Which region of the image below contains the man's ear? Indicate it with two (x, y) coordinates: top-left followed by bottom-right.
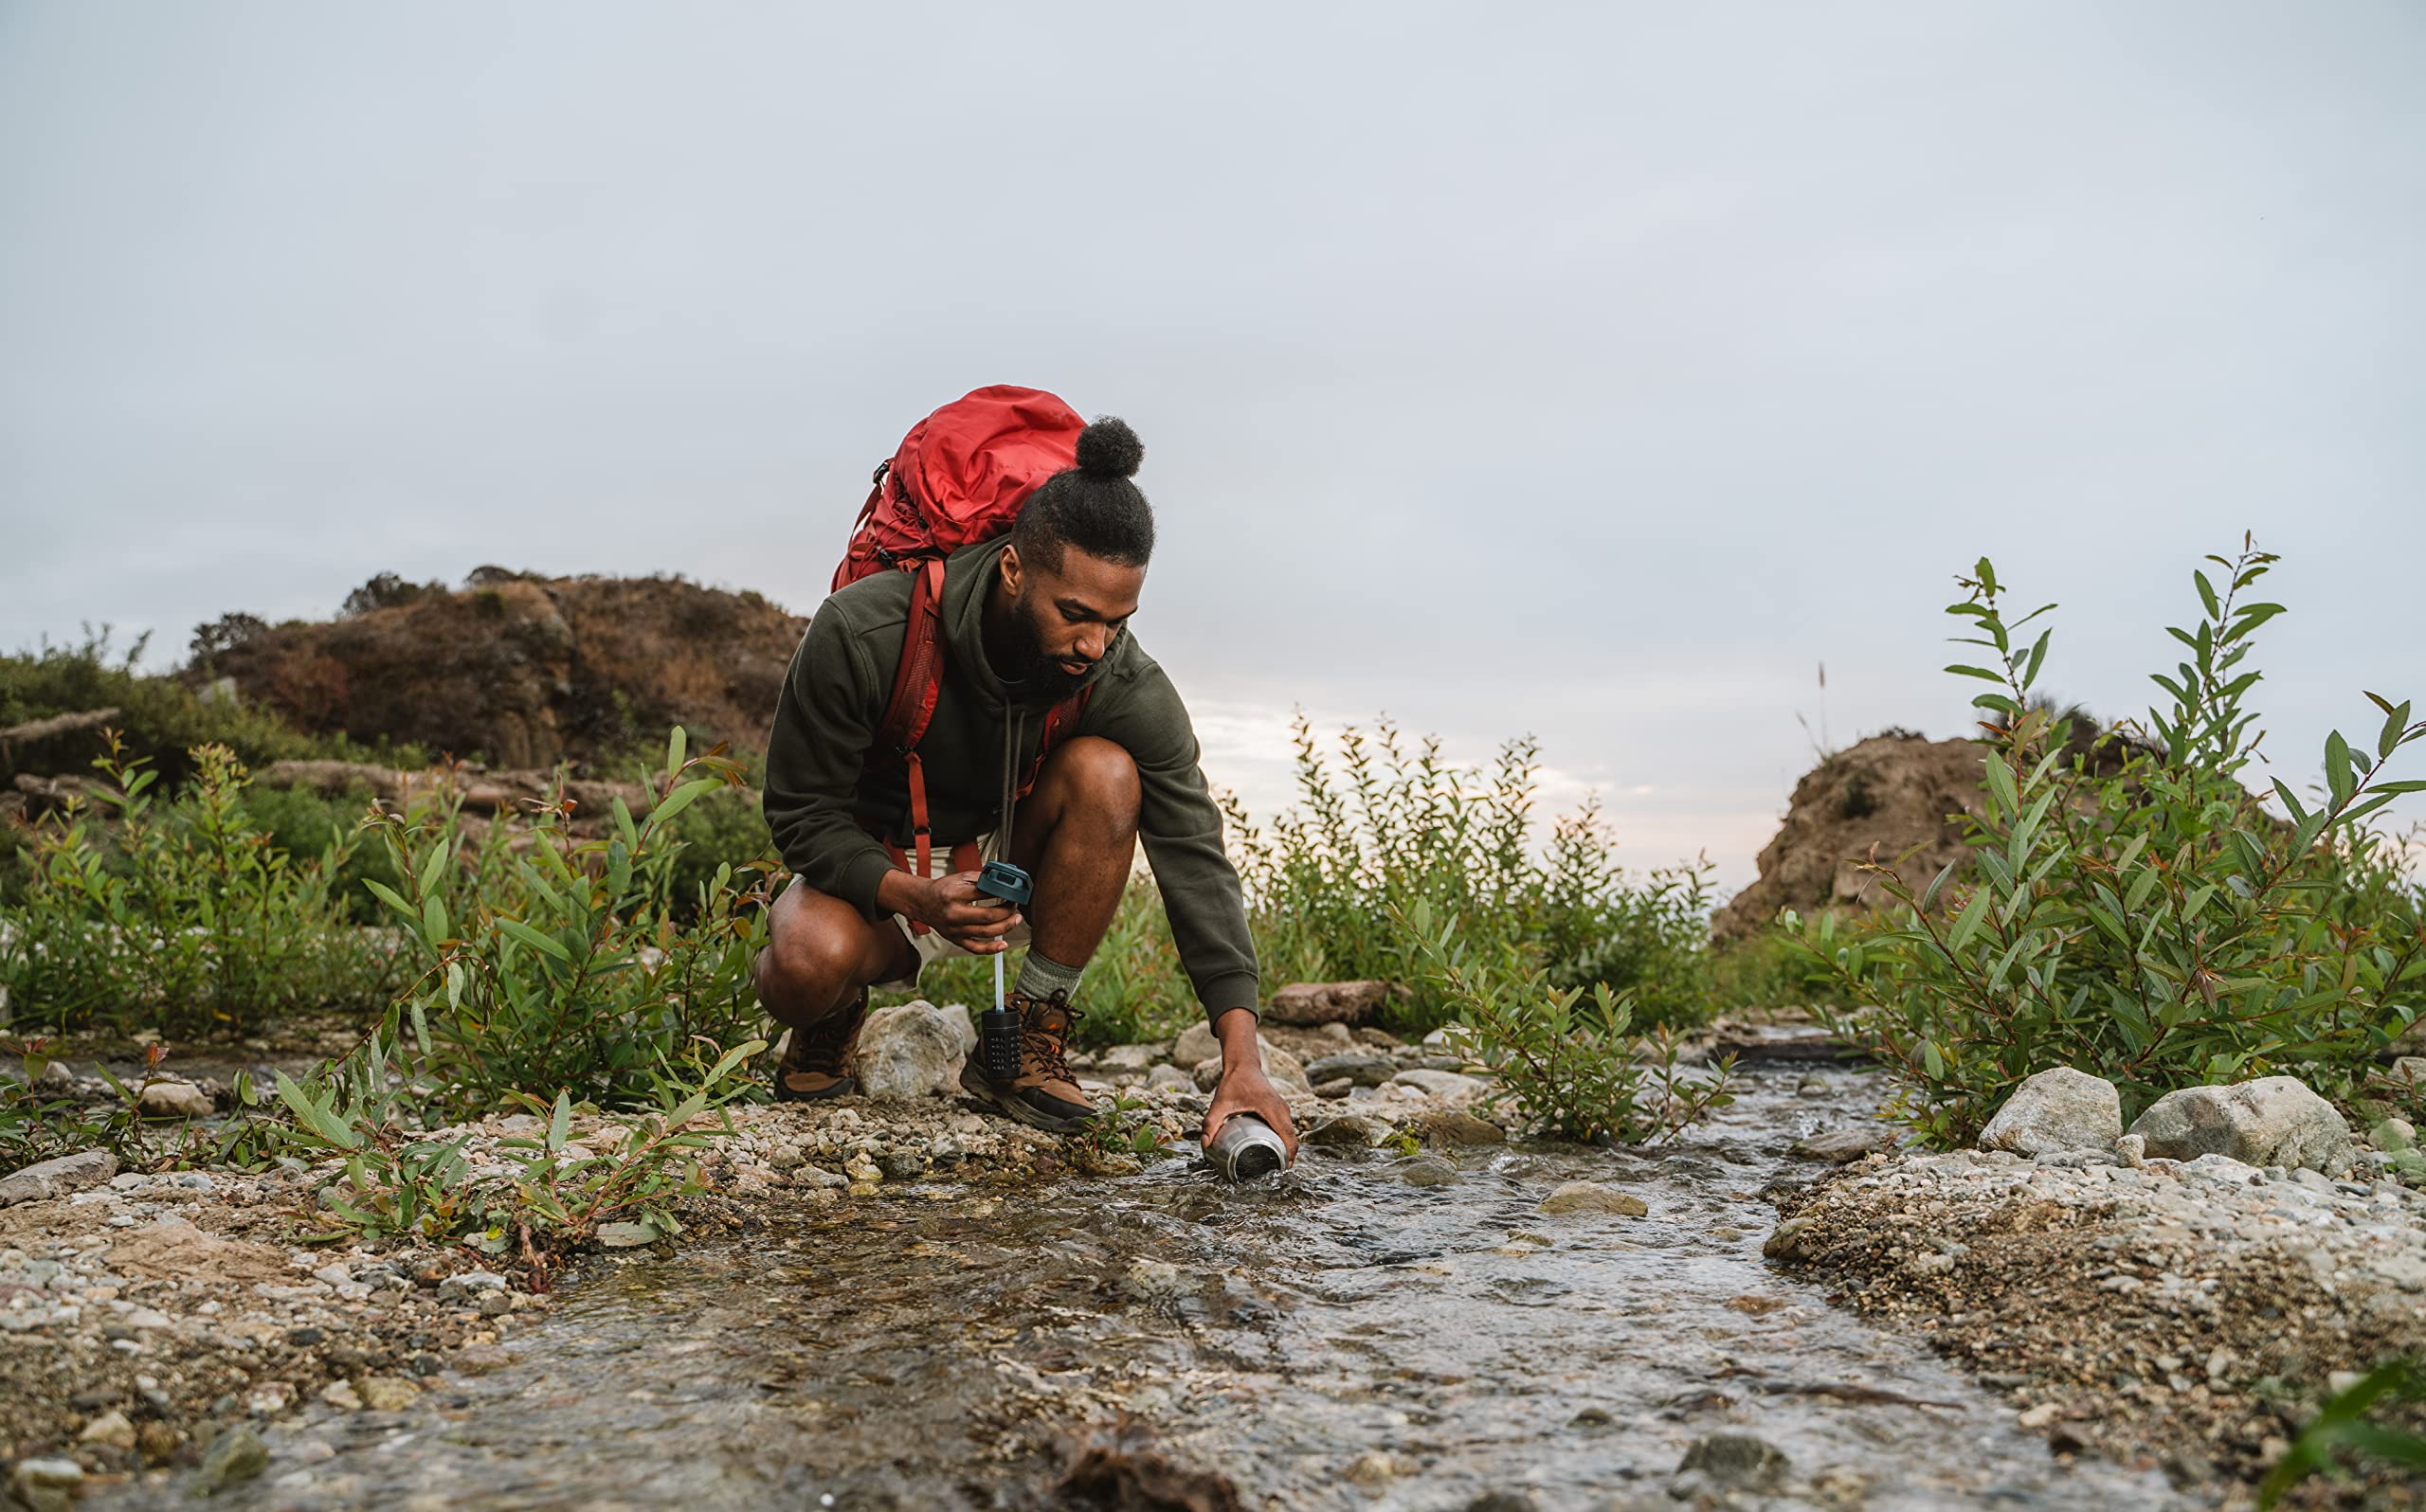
(999, 543), (1024, 598)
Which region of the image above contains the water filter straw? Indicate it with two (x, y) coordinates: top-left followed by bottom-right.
(1208, 1111), (1290, 1180)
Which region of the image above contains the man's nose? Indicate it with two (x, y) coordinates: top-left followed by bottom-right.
(1076, 627), (1109, 661)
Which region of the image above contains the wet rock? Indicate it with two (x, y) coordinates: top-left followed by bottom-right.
(1677, 1431), (1789, 1491)
(137, 1079), (214, 1119)
(2128, 1076), (2356, 1176)
(1344, 1449), (1398, 1485)
(856, 999), (971, 1099)
(1461, 1495), (1539, 1512)
(1313, 1077), (1354, 1100)
(1762, 1216), (1817, 1259)
(1305, 1051), (1396, 1088)
(1399, 1157), (1460, 1187)
(1792, 1125), (1899, 1162)
(1305, 1113), (1385, 1149)
(597, 1221), (662, 1248)
(1121, 1258), (1187, 1305)
(1979, 1067), (2122, 1157)
(438, 1269), (508, 1302)
(357, 1376), (421, 1411)
(317, 1379), (363, 1411)
(1265, 980), (1389, 1026)
(9, 1458), (82, 1512)
(1539, 1181), (1647, 1216)
(78, 1408), (137, 1449)
(455, 1342), (514, 1376)
(1390, 1069), (1488, 1105)
(1409, 1109), (1506, 1146)
(0, 1148), (118, 1206)
(194, 1424), (270, 1491)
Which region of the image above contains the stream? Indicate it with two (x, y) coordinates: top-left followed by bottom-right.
(96, 1049), (2185, 1510)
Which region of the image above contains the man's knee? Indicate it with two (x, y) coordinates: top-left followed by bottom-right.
(756, 890), (870, 1014)
(1049, 735), (1140, 831)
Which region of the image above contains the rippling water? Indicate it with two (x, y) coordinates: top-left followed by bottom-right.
(99, 1050), (2184, 1510)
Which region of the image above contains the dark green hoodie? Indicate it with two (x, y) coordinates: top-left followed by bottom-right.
(761, 538), (1258, 1024)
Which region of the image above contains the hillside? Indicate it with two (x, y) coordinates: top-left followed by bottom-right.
(204, 572), (806, 771)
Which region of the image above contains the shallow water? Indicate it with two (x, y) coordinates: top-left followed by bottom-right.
(100, 1050), (2185, 1510)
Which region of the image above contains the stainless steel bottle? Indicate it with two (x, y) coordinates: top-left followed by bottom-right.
(1208, 1112), (1290, 1180)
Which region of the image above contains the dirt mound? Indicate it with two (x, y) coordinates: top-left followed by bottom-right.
(1712, 732), (1986, 942)
(208, 574), (806, 770)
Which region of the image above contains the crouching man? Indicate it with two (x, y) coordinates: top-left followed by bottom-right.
(752, 413), (1296, 1157)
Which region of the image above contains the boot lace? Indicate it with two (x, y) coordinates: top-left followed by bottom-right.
(1019, 992), (1082, 1084)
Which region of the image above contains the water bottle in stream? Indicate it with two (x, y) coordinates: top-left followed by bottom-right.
(1207, 1111), (1290, 1180)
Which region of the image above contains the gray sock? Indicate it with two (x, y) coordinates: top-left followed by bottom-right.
(1015, 948), (1085, 1002)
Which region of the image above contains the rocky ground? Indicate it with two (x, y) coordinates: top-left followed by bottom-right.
(0, 1008), (1512, 1506)
(1765, 1098), (2426, 1506)
(8, 1012), (2424, 1508)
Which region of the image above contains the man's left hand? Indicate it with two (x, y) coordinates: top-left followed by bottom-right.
(1203, 1064), (1299, 1161)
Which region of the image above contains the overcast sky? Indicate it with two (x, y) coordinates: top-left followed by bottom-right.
(3, 2), (2421, 891)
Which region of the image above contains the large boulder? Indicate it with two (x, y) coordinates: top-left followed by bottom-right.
(1305, 1051), (1396, 1088)
(855, 1000), (975, 1100)
(1978, 1068), (2123, 1158)
(2127, 1076), (2356, 1177)
(1265, 981), (1390, 1027)
(0, 1149), (118, 1207)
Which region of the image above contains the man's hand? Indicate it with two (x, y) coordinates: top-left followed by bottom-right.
(907, 871), (1021, 953)
(1200, 1007), (1299, 1159)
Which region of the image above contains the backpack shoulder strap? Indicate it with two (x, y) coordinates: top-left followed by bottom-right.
(873, 557), (948, 757)
(871, 557), (949, 889)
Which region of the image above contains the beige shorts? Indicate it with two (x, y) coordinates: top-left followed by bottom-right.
(873, 831), (1031, 993)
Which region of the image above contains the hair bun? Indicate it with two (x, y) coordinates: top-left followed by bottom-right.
(1074, 416), (1144, 479)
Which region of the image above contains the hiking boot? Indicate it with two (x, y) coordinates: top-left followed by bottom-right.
(772, 989), (868, 1102)
(958, 989), (1096, 1132)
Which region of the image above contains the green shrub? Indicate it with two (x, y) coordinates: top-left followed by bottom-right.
(241, 782), (406, 926)
(661, 786), (779, 923)
(1397, 895), (1733, 1143)
(0, 738), (407, 1036)
(1788, 541), (2426, 1144)
(0, 630), (422, 787)
(1707, 931), (1847, 1012)
(362, 729), (773, 1115)
(1226, 714), (1717, 1035)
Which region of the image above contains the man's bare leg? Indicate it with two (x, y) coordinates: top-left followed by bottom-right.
(1005, 734), (1140, 968)
(754, 882), (915, 1033)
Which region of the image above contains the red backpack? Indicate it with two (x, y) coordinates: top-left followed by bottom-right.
(831, 386), (1095, 902)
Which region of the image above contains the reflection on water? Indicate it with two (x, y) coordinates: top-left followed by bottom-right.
(98, 1057), (2183, 1510)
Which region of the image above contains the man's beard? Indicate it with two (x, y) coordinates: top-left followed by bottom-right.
(999, 592), (1093, 701)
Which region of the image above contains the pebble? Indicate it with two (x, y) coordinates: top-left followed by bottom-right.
(1793, 1125), (1900, 1162)
(1539, 1181), (1648, 1217)
(194, 1425), (270, 1491)
(357, 1376), (421, 1411)
(9, 1459), (82, 1512)
(136, 1079), (215, 1119)
(1676, 1432), (1789, 1491)
(1399, 1157), (1460, 1187)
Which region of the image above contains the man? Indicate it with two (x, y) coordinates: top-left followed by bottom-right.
(755, 413), (1297, 1157)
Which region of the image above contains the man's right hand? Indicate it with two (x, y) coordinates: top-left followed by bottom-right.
(910, 871), (1021, 953)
